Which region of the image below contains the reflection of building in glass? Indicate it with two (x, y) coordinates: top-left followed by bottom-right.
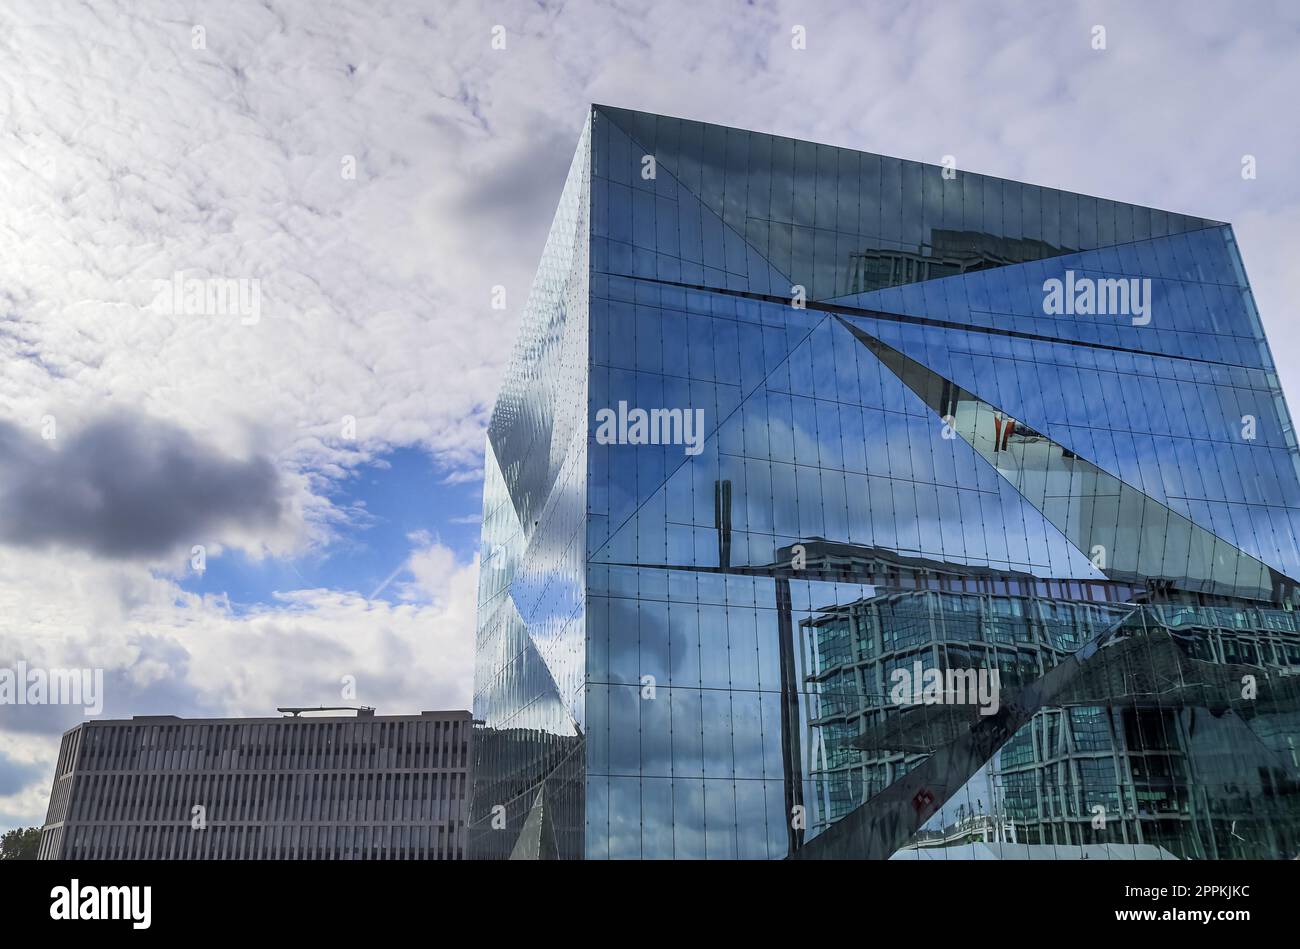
(798, 578), (1128, 833)
(844, 229), (1076, 295)
(990, 607), (1300, 859)
(910, 810), (1011, 848)
(469, 105), (1300, 859)
(799, 576), (1300, 859)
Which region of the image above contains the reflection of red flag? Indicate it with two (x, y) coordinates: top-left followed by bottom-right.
(913, 788), (935, 814)
(1003, 420), (1016, 451)
(992, 415), (1003, 452)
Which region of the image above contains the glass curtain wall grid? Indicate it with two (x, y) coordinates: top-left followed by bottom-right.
(468, 106), (1300, 860)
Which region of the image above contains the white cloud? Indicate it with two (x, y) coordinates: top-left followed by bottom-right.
(5, 0), (1295, 516)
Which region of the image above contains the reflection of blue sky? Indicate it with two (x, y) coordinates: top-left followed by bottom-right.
(592, 309), (1104, 579)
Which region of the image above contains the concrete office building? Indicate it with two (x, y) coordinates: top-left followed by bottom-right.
(38, 708), (472, 860)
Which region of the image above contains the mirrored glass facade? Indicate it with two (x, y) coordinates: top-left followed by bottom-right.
(468, 106), (1300, 859)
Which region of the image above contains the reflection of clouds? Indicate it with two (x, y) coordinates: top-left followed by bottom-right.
(598, 774), (789, 859)
(615, 333), (1105, 576)
(473, 595), (581, 739)
(589, 572), (880, 857)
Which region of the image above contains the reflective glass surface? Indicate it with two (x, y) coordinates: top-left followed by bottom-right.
(469, 106), (1300, 860)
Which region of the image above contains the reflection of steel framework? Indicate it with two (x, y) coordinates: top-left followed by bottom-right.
(774, 541), (1136, 832)
(844, 230), (1076, 296)
(790, 597), (1300, 859)
(795, 601), (1127, 859)
(852, 627), (1300, 755)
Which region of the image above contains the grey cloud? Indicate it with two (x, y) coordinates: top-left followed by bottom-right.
(0, 413), (287, 559)
(456, 118), (576, 236)
(0, 635), (222, 737)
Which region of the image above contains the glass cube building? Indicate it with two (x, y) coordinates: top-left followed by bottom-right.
(468, 105), (1300, 860)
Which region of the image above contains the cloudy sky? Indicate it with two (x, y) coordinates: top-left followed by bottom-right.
(1, 0), (1298, 832)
